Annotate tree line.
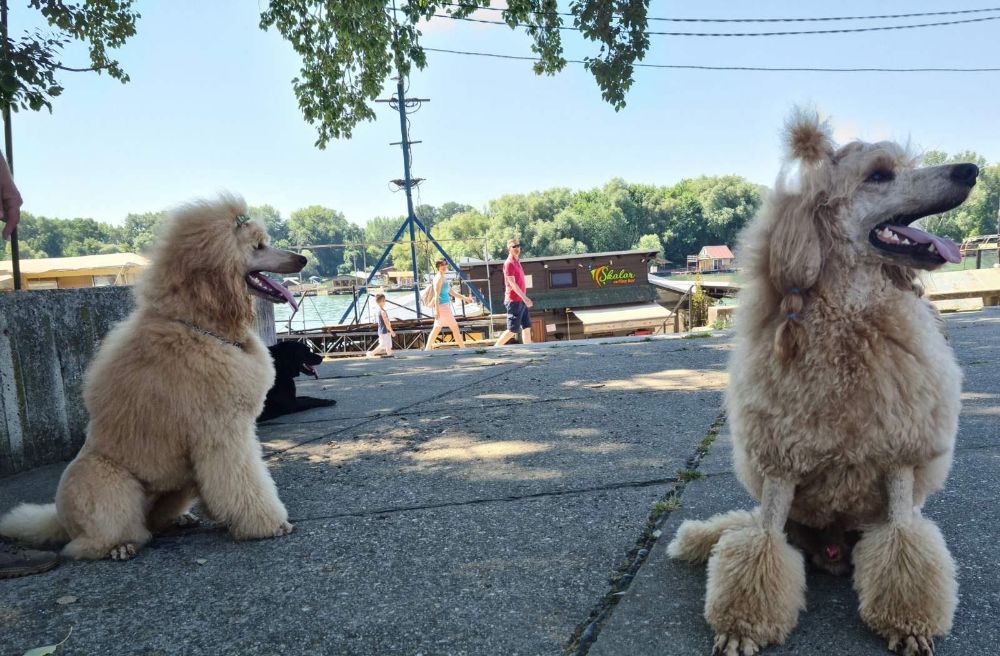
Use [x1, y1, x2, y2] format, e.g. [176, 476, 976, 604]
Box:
[4, 153, 998, 278]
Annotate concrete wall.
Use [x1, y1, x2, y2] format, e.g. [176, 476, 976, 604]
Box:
[0, 287, 134, 476]
[0, 289, 278, 476]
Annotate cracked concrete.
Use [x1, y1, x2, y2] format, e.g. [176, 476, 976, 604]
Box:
[0, 333, 730, 655]
[1, 309, 997, 656]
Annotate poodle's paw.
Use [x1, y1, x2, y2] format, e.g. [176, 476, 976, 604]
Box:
[108, 543, 137, 561]
[174, 512, 201, 528]
[704, 527, 806, 651]
[273, 521, 294, 537]
[888, 632, 935, 656]
[713, 632, 760, 656]
[854, 517, 956, 647]
[668, 510, 757, 564]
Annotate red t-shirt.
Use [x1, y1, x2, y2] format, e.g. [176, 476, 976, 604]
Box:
[503, 256, 526, 303]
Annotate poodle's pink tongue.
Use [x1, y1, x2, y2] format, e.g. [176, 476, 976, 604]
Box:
[891, 225, 961, 263]
[255, 275, 299, 310]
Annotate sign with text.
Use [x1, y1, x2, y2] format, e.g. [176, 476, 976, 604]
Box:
[590, 265, 636, 287]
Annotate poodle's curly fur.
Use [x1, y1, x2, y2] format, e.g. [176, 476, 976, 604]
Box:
[669, 112, 977, 656]
[0, 195, 306, 560]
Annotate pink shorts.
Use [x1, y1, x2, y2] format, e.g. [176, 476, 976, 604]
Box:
[434, 303, 456, 327]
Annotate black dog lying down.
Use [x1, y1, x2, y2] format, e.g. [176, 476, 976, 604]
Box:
[258, 341, 336, 421]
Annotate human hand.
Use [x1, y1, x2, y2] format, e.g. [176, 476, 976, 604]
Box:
[0, 156, 22, 240]
[525, 298, 534, 308]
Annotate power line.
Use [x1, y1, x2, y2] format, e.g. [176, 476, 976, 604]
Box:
[422, 46, 1000, 73]
[431, 12, 1000, 36]
[436, 3, 1000, 24]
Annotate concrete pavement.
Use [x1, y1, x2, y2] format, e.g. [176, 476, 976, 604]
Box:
[1, 309, 997, 655]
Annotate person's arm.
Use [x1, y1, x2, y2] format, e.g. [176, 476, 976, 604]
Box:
[433, 273, 444, 300]
[382, 309, 395, 335]
[449, 284, 474, 304]
[0, 153, 22, 240]
[505, 275, 532, 307]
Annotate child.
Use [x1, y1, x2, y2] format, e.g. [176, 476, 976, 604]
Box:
[368, 294, 396, 357]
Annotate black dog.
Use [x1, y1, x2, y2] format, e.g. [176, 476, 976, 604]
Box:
[258, 341, 336, 421]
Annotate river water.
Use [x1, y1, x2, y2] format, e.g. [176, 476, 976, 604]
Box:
[272, 291, 487, 332]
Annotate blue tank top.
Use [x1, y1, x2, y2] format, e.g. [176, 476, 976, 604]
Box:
[377, 310, 389, 334]
[439, 278, 451, 304]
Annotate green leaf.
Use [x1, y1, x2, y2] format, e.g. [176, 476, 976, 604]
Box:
[22, 627, 73, 656]
[0, 74, 18, 93]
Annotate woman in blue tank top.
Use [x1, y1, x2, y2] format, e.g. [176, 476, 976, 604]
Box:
[426, 259, 474, 351]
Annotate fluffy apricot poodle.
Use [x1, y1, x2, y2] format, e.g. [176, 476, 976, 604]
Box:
[1, 196, 305, 560]
[668, 111, 977, 656]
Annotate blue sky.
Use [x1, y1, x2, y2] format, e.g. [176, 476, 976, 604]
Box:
[8, 1, 1000, 227]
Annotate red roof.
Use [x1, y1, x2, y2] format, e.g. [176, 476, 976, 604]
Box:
[700, 245, 734, 260]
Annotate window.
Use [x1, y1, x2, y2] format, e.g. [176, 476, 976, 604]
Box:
[549, 270, 576, 288]
[93, 275, 117, 287]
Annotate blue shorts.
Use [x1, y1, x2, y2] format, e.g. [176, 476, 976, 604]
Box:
[505, 301, 531, 332]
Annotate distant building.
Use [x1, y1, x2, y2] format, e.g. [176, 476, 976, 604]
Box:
[462, 249, 670, 342]
[383, 270, 415, 288]
[328, 274, 367, 292]
[0, 253, 149, 291]
[695, 245, 735, 272]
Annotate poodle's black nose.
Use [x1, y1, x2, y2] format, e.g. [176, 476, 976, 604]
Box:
[295, 254, 308, 267]
[950, 163, 979, 187]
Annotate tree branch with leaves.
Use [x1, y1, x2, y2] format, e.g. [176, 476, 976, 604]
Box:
[0, 0, 138, 113]
[260, 0, 648, 147]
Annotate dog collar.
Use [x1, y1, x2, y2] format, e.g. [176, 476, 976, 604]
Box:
[175, 320, 245, 350]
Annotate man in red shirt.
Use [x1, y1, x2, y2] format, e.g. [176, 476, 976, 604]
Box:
[494, 238, 534, 347]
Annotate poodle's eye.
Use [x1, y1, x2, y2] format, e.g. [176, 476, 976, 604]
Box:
[254, 243, 266, 251]
[865, 169, 895, 184]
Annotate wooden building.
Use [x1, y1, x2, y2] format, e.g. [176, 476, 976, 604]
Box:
[461, 249, 670, 342]
[383, 270, 415, 288]
[328, 274, 367, 293]
[0, 253, 149, 291]
[695, 245, 735, 272]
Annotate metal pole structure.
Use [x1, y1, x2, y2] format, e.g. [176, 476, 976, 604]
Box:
[394, 76, 422, 320]
[1, 0, 21, 291]
[485, 242, 494, 339]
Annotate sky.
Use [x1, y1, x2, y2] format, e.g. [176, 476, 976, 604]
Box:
[7, 1, 1000, 228]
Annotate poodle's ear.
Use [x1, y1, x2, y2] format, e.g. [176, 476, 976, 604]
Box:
[785, 108, 834, 165]
[768, 194, 834, 363]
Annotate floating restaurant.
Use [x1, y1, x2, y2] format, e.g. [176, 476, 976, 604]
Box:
[461, 248, 672, 341]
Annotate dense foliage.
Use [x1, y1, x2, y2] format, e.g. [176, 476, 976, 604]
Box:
[260, 0, 647, 145]
[6, 153, 997, 277]
[0, 1, 139, 113]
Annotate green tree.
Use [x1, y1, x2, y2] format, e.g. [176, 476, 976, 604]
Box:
[287, 205, 362, 277]
[248, 205, 288, 247]
[689, 273, 710, 329]
[259, 0, 649, 145]
[0, 1, 139, 113]
[433, 208, 493, 260]
[120, 211, 166, 253]
[918, 151, 999, 241]
[362, 214, 405, 265]
[414, 203, 439, 228]
[298, 248, 322, 279]
[436, 201, 474, 223]
[390, 232, 437, 277]
[635, 233, 661, 253]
